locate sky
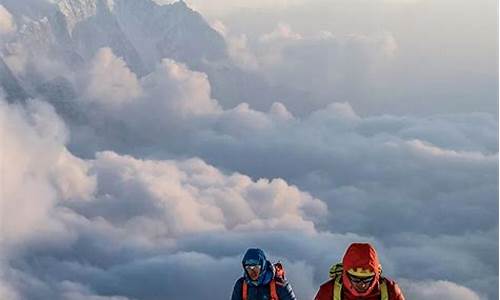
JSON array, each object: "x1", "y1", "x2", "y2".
[
  {"x1": 179, "y1": 0, "x2": 498, "y2": 116},
  {"x1": 0, "y1": 0, "x2": 498, "y2": 300}
]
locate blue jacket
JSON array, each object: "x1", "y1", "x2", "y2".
[{"x1": 231, "y1": 248, "x2": 296, "y2": 300}]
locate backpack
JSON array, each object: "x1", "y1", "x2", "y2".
[
  {"x1": 242, "y1": 262, "x2": 285, "y2": 300},
  {"x1": 328, "y1": 263, "x2": 388, "y2": 300}
]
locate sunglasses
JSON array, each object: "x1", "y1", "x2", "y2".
[
  {"x1": 244, "y1": 265, "x2": 261, "y2": 271},
  {"x1": 348, "y1": 274, "x2": 374, "y2": 285}
]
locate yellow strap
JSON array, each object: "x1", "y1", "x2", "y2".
[
  {"x1": 332, "y1": 276, "x2": 389, "y2": 300},
  {"x1": 380, "y1": 279, "x2": 389, "y2": 300},
  {"x1": 333, "y1": 275, "x2": 342, "y2": 300}
]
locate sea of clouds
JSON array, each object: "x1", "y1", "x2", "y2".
[{"x1": 0, "y1": 1, "x2": 498, "y2": 299}]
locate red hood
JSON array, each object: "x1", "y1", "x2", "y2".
[{"x1": 342, "y1": 243, "x2": 380, "y2": 297}]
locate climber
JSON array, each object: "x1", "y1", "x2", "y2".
[
  {"x1": 231, "y1": 248, "x2": 296, "y2": 300},
  {"x1": 314, "y1": 243, "x2": 405, "y2": 300}
]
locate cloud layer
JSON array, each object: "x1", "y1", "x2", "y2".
[
  {"x1": 206, "y1": 0, "x2": 498, "y2": 116},
  {"x1": 0, "y1": 1, "x2": 497, "y2": 299},
  {"x1": 1, "y1": 46, "x2": 497, "y2": 298}
]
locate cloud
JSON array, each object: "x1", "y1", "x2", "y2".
[
  {"x1": 399, "y1": 280, "x2": 482, "y2": 300},
  {"x1": 226, "y1": 33, "x2": 260, "y2": 71},
  {"x1": 259, "y1": 23, "x2": 303, "y2": 43},
  {"x1": 84, "y1": 48, "x2": 221, "y2": 118},
  {"x1": 0, "y1": 5, "x2": 497, "y2": 297},
  {"x1": 153, "y1": 0, "x2": 306, "y2": 15},
  {"x1": 0, "y1": 92, "x2": 326, "y2": 246},
  {"x1": 0, "y1": 96, "x2": 332, "y2": 299},
  {"x1": 140, "y1": 58, "x2": 222, "y2": 117},
  {"x1": 0, "y1": 5, "x2": 16, "y2": 36},
  {"x1": 211, "y1": 22, "x2": 400, "y2": 114},
  {"x1": 255, "y1": 26, "x2": 399, "y2": 112},
  {"x1": 213, "y1": 22, "x2": 302, "y2": 73},
  {"x1": 59, "y1": 281, "x2": 133, "y2": 300},
  {"x1": 74, "y1": 49, "x2": 224, "y2": 151},
  {"x1": 27, "y1": 48, "x2": 495, "y2": 298},
  {"x1": 0, "y1": 275, "x2": 20, "y2": 300},
  {"x1": 0, "y1": 99, "x2": 95, "y2": 249},
  {"x1": 3, "y1": 92, "x2": 496, "y2": 299},
  {"x1": 81, "y1": 151, "x2": 326, "y2": 237},
  {"x1": 69, "y1": 51, "x2": 497, "y2": 240},
  {"x1": 84, "y1": 48, "x2": 142, "y2": 108},
  {"x1": 208, "y1": 0, "x2": 497, "y2": 116}
]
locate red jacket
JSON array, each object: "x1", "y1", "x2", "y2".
[
  {"x1": 314, "y1": 277, "x2": 405, "y2": 300},
  {"x1": 314, "y1": 243, "x2": 405, "y2": 300}
]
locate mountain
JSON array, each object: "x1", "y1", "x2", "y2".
[
  {"x1": 0, "y1": 0, "x2": 301, "y2": 113},
  {"x1": 0, "y1": 0, "x2": 228, "y2": 80},
  {"x1": 113, "y1": 0, "x2": 227, "y2": 71},
  {"x1": 69, "y1": 0, "x2": 147, "y2": 75}
]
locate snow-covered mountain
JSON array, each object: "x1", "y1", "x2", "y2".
[
  {"x1": 0, "y1": 0, "x2": 227, "y2": 95},
  {"x1": 0, "y1": 0, "x2": 301, "y2": 115},
  {"x1": 113, "y1": 0, "x2": 227, "y2": 70}
]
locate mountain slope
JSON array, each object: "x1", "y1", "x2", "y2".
[{"x1": 113, "y1": 0, "x2": 227, "y2": 71}]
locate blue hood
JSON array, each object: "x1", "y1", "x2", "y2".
[{"x1": 242, "y1": 248, "x2": 274, "y2": 286}]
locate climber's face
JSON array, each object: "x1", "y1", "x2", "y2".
[
  {"x1": 245, "y1": 264, "x2": 261, "y2": 281},
  {"x1": 348, "y1": 274, "x2": 374, "y2": 293}
]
